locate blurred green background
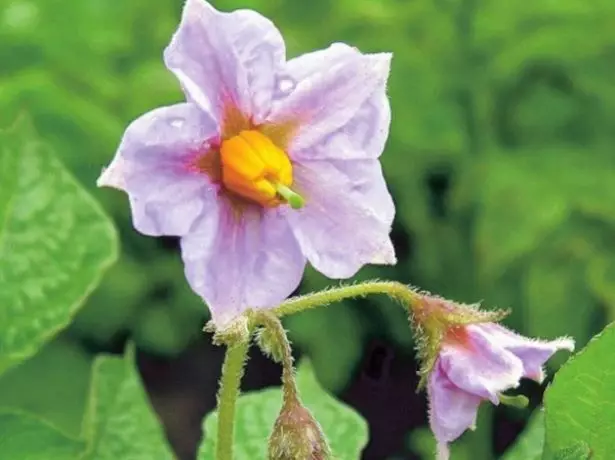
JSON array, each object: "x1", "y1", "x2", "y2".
[{"x1": 2, "y1": 0, "x2": 615, "y2": 458}]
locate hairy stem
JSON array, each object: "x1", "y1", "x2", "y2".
[
  {"x1": 214, "y1": 281, "x2": 420, "y2": 459},
  {"x1": 255, "y1": 311, "x2": 298, "y2": 403},
  {"x1": 272, "y1": 281, "x2": 420, "y2": 318},
  {"x1": 216, "y1": 340, "x2": 250, "y2": 460}
]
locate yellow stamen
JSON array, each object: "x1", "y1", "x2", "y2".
[{"x1": 220, "y1": 130, "x2": 304, "y2": 208}]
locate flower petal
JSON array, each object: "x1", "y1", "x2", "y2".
[
  {"x1": 286, "y1": 159, "x2": 396, "y2": 279},
  {"x1": 428, "y1": 360, "x2": 482, "y2": 457},
  {"x1": 98, "y1": 103, "x2": 218, "y2": 237},
  {"x1": 321, "y1": 158, "x2": 395, "y2": 224},
  {"x1": 281, "y1": 43, "x2": 391, "y2": 160},
  {"x1": 181, "y1": 205, "x2": 306, "y2": 327},
  {"x1": 475, "y1": 324, "x2": 575, "y2": 382},
  {"x1": 164, "y1": 0, "x2": 286, "y2": 123},
  {"x1": 439, "y1": 324, "x2": 525, "y2": 403},
  {"x1": 269, "y1": 44, "x2": 391, "y2": 155}
]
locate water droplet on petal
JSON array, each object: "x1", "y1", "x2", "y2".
[
  {"x1": 278, "y1": 77, "x2": 295, "y2": 94},
  {"x1": 170, "y1": 118, "x2": 184, "y2": 128}
]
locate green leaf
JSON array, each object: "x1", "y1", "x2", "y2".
[
  {"x1": 81, "y1": 346, "x2": 174, "y2": 460},
  {"x1": 551, "y1": 442, "x2": 591, "y2": 460},
  {"x1": 0, "y1": 344, "x2": 173, "y2": 459},
  {"x1": 543, "y1": 322, "x2": 615, "y2": 460},
  {"x1": 0, "y1": 411, "x2": 85, "y2": 460},
  {"x1": 0, "y1": 336, "x2": 93, "y2": 437},
  {"x1": 0, "y1": 342, "x2": 174, "y2": 460},
  {"x1": 0, "y1": 118, "x2": 118, "y2": 375},
  {"x1": 199, "y1": 360, "x2": 368, "y2": 459},
  {"x1": 502, "y1": 411, "x2": 544, "y2": 460}
]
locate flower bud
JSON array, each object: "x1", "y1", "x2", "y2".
[
  {"x1": 427, "y1": 321, "x2": 574, "y2": 459},
  {"x1": 410, "y1": 293, "x2": 509, "y2": 388},
  {"x1": 268, "y1": 398, "x2": 330, "y2": 460}
]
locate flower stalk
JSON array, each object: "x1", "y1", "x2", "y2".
[
  {"x1": 216, "y1": 339, "x2": 250, "y2": 460},
  {"x1": 213, "y1": 280, "x2": 531, "y2": 460},
  {"x1": 214, "y1": 281, "x2": 421, "y2": 460},
  {"x1": 253, "y1": 311, "x2": 298, "y2": 403},
  {"x1": 272, "y1": 281, "x2": 420, "y2": 318},
  {"x1": 254, "y1": 311, "x2": 331, "y2": 459}
]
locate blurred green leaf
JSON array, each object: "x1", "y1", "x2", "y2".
[
  {"x1": 131, "y1": 300, "x2": 203, "y2": 355},
  {"x1": 199, "y1": 359, "x2": 368, "y2": 459},
  {"x1": 543, "y1": 322, "x2": 615, "y2": 460},
  {"x1": 0, "y1": 336, "x2": 93, "y2": 437},
  {"x1": 0, "y1": 118, "x2": 118, "y2": 375},
  {"x1": 81, "y1": 346, "x2": 174, "y2": 460},
  {"x1": 477, "y1": 149, "x2": 615, "y2": 280},
  {"x1": 70, "y1": 254, "x2": 149, "y2": 347},
  {"x1": 286, "y1": 302, "x2": 365, "y2": 394},
  {"x1": 129, "y1": 253, "x2": 206, "y2": 355},
  {"x1": 407, "y1": 426, "x2": 474, "y2": 460},
  {"x1": 476, "y1": 153, "x2": 568, "y2": 281},
  {"x1": 523, "y1": 244, "x2": 595, "y2": 365},
  {"x1": 0, "y1": 344, "x2": 172, "y2": 459},
  {"x1": 587, "y1": 253, "x2": 615, "y2": 321},
  {"x1": 477, "y1": 149, "x2": 615, "y2": 357},
  {"x1": 0, "y1": 411, "x2": 85, "y2": 460},
  {"x1": 288, "y1": 268, "x2": 367, "y2": 393},
  {"x1": 501, "y1": 411, "x2": 544, "y2": 460}
]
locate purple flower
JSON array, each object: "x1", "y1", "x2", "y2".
[
  {"x1": 98, "y1": 0, "x2": 396, "y2": 326},
  {"x1": 428, "y1": 323, "x2": 574, "y2": 459}
]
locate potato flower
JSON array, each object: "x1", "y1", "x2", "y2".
[
  {"x1": 98, "y1": 0, "x2": 396, "y2": 326},
  {"x1": 428, "y1": 322, "x2": 574, "y2": 459}
]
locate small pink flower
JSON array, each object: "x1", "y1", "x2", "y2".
[
  {"x1": 428, "y1": 323, "x2": 574, "y2": 459},
  {"x1": 98, "y1": 0, "x2": 396, "y2": 327}
]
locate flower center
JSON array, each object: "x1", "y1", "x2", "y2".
[{"x1": 220, "y1": 130, "x2": 304, "y2": 209}]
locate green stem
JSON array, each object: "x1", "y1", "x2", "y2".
[
  {"x1": 272, "y1": 281, "x2": 419, "y2": 318},
  {"x1": 255, "y1": 312, "x2": 298, "y2": 404},
  {"x1": 213, "y1": 281, "x2": 419, "y2": 459},
  {"x1": 216, "y1": 340, "x2": 250, "y2": 460}
]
